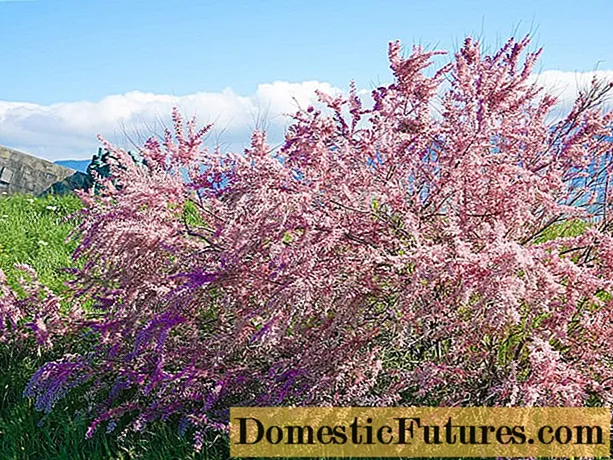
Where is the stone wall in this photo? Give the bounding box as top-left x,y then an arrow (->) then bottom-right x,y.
0,146 -> 74,195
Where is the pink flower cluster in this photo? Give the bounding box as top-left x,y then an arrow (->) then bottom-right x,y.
0,265 -> 81,350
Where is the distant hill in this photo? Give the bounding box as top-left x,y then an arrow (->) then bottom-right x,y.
54,160 -> 90,173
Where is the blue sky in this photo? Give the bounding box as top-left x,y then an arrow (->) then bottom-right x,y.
0,0 -> 612,160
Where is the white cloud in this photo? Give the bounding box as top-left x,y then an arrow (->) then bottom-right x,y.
530,70 -> 613,117
0,71 -> 611,162
531,70 -> 613,101
0,81 -> 343,161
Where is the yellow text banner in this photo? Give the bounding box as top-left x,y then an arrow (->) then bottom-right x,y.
230,406 -> 610,458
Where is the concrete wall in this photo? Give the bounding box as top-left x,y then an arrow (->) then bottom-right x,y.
0,146 -> 74,195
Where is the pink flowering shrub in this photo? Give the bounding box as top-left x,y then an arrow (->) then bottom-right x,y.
0,264 -> 81,350
23,36 -> 613,447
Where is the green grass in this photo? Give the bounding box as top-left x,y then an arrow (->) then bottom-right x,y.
0,193 -> 83,293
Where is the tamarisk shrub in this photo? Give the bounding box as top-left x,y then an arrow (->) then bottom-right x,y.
23,36 -> 613,448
